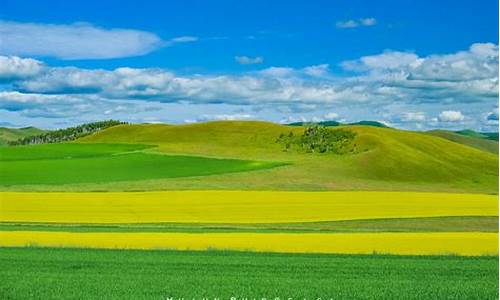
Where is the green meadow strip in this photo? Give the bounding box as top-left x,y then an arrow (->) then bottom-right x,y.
1,216 -> 497,233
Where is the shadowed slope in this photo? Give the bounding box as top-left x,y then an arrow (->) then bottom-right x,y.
427,130 -> 498,154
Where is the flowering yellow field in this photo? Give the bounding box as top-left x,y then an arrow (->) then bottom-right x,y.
1,231 -> 497,256
0,191 -> 497,223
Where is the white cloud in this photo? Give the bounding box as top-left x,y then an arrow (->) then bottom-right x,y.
336,17 -> 377,28
0,20 -> 195,60
235,56 -> 264,65
4,43 -> 497,110
168,36 -> 198,44
259,66 -> 295,77
401,112 -> 426,122
336,20 -> 359,28
303,64 -> 329,77
323,112 -> 339,120
193,113 -> 254,122
341,51 -> 420,71
438,110 -> 465,122
280,112 -> 339,124
0,56 -> 44,80
0,43 -> 498,131
360,18 -> 377,26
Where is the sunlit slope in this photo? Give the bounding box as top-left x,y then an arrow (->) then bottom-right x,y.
78,121 -> 498,193
81,121 -> 295,159
427,130 -> 498,154
350,126 -> 498,184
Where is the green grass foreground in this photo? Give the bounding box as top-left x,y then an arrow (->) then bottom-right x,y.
0,247 -> 497,299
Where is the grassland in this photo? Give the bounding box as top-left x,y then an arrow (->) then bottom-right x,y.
1,122 -> 497,193
427,130 -> 499,154
1,248 -> 498,299
0,143 -> 283,185
68,122 -> 499,193
0,143 -> 151,161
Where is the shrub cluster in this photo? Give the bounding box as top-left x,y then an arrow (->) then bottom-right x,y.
276,125 -> 356,154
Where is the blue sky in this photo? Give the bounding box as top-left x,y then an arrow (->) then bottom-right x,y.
0,0 -> 498,130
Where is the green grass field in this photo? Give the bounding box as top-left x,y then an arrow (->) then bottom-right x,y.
0,248 -> 497,299
0,142 -> 283,185
0,216 -> 497,233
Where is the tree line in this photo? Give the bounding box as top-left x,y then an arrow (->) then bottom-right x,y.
8,120 -> 126,146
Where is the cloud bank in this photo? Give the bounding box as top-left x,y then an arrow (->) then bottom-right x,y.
0,43 -> 498,130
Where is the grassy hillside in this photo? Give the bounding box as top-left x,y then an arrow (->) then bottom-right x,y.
456,129 -> 499,141
71,121 -> 499,193
427,130 -> 498,154
0,127 -> 47,146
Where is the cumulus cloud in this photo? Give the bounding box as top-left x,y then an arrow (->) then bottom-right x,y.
280,112 -> 339,124
303,64 -> 330,77
401,112 -> 426,122
0,20 -> 195,60
341,51 -> 420,72
0,56 -> 44,80
0,43 -> 498,131
438,110 -> 465,122
2,43 -> 497,109
336,17 -> 377,28
235,56 -> 264,65
189,113 -> 254,123
0,91 -> 149,119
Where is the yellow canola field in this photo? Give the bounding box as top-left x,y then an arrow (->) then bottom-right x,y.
0,191 -> 497,224
1,231 -> 497,256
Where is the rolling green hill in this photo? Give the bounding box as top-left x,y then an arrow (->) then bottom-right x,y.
427,130 -> 498,154
455,129 -> 499,141
0,127 -> 47,146
73,121 -> 498,194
